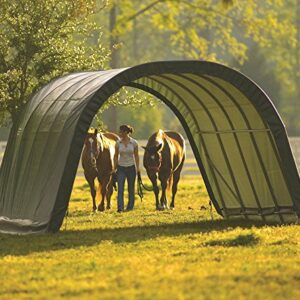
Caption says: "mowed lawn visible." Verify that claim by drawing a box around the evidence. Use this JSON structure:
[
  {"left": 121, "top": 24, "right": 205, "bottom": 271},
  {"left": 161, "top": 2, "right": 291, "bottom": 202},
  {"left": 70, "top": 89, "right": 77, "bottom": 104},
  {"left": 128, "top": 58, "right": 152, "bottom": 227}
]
[{"left": 0, "top": 176, "right": 300, "bottom": 300}]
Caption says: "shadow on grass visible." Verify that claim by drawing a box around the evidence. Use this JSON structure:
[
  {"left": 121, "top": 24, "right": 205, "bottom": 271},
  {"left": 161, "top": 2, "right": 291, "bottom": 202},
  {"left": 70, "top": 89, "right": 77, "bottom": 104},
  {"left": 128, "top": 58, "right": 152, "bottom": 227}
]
[
  {"left": 203, "top": 233, "right": 260, "bottom": 247},
  {"left": 76, "top": 183, "right": 89, "bottom": 191},
  {"left": 71, "top": 198, "right": 88, "bottom": 203},
  {"left": 0, "top": 219, "right": 267, "bottom": 257}
]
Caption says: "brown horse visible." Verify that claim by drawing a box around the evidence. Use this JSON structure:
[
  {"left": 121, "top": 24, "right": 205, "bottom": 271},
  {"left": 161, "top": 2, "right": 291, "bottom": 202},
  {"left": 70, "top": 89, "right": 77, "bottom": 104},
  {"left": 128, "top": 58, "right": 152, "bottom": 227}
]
[
  {"left": 142, "top": 129, "right": 186, "bottom": 210},
  {"left": 81, "top": 128, "right": 119, "bottom": 211}
]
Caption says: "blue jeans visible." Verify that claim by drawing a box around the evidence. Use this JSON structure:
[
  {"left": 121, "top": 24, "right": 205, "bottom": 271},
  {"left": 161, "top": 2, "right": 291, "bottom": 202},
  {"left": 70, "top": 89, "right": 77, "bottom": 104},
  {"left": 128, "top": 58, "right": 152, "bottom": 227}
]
[{"left": 117, "top": 165, "right": 136, "bottom": 211}]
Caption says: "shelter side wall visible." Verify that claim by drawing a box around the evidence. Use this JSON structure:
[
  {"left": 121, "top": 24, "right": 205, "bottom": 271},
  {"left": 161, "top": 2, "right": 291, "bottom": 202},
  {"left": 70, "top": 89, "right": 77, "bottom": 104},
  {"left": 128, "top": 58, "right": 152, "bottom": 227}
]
[
  {"left": 133, "top": 73, "right": 295, "bottom": 222},
  {"left": 0, "top": 71, "right": 124, "bottom": 224}
]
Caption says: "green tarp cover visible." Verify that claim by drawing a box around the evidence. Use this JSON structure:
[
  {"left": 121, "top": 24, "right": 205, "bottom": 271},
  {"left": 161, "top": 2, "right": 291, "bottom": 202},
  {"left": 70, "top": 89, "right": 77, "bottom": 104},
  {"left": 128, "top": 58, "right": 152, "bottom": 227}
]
[{"left": 0, "top": 61, "right": 299, "bottom": 234}]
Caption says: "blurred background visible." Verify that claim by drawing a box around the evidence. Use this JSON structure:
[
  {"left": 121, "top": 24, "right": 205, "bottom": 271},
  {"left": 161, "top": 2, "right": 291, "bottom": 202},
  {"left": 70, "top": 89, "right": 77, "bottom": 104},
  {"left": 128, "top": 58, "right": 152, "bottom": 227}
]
[{"left": 1, "top": 0, "right": 300, "bottom": 171}]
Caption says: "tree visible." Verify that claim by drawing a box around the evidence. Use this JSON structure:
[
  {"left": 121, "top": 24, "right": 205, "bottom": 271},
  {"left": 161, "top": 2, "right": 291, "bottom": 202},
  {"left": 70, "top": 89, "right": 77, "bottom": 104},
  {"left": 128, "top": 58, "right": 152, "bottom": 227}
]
[
  {"left": 232, "top": 43, "right": 282, "bottom": 109},
  {"left": 96, "top": 0, "right": 285, "bottom": 65},
  {"left": 0, "top": 0, "right": 109, "bottom": 125},
  {"left": 92, "top": 1, "right": 290, "bottom": 131},
  {"left": 246, "top": 0, "right": 300, "bottom": 135},
  {"left": 108, "top": 102, "right": 163, "bottom": 139}
]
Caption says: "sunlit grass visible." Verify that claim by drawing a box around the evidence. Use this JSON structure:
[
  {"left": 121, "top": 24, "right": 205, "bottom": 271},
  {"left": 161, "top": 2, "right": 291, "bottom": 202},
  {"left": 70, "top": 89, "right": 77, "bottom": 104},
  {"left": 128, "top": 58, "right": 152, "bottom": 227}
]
[{"left": 0, "top": 176, "right": 299, "bottom": 300}]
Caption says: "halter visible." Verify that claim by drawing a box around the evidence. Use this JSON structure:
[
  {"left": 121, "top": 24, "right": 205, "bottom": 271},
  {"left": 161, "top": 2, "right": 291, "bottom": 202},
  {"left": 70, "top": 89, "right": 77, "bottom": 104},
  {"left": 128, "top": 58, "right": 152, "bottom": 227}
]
[
  {"left": 86, "top": 135, "right": 101, "bottom": 169},
  {"left": 147, "top": 152, "right": 162, "bottom": 173}
]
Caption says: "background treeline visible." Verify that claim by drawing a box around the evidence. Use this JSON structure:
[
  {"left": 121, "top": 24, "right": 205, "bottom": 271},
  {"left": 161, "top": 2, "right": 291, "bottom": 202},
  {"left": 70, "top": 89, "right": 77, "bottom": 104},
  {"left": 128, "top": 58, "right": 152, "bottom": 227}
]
[{"left": 0, "top": 0, "right": 299, "bottom": 140}]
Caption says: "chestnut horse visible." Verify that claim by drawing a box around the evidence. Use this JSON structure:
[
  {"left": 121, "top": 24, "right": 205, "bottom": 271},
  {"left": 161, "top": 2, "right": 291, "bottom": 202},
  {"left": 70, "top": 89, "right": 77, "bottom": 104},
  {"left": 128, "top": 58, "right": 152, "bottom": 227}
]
[
  {"left": 142, "top": 129, "right": 185, "bottom": 210},
  {"left": 81, "top": 128, "right": 119, "bottom": 211}
]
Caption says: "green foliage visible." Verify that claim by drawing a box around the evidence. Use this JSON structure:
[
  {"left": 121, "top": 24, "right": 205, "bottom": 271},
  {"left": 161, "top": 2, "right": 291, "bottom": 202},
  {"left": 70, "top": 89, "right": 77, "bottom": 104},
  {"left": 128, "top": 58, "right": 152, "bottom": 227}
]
[
  {"left": 232, "top": 43, "right": 282, "bottom": 108},
  {"left": 0, "top": 176, "right": 299, "bottom": 299},
  {"left": 230, "top": 0, "right": 300, "bottom": 134},
  {"left": 112, "top": 103, "right": 163, "bottom": 139},
  {"left": 97, "top": 92, "right": 162, "bottom": 138},
  {"left": 94, "top": 0, "right": 295, "bottom": 133},
  {"left": 96, "top": 0, "right": 286, "bottom": 65},
  {"left": 98, "top": 87, "right": 156, "bottom": 111},
  {"left": 0, "top": 0, "right": 109, "bottom": 124},
  {"left": 1, "top": 0, "right": 299, "bottom": 135},
  {"left": 94, "top": 87, "right": 158, "bottom": 134},
  {"left": 95, "top": 90, "right": 184, "bottom": 139}
]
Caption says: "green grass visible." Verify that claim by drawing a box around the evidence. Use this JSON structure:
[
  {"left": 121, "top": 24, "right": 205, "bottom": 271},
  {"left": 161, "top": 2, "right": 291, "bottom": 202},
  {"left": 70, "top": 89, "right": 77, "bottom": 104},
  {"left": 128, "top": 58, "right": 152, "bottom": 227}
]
[{"left": 0, "top": 176, "right": 299, "bottom": 300}]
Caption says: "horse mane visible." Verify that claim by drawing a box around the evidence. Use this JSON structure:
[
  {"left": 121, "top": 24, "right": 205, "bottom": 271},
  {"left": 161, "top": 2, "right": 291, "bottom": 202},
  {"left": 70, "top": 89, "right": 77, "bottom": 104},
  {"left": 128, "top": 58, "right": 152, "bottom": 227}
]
[
  {"left": 147, "top": 129, "right": 165, "bottom": 147},
  {"left": 103, "top": 132, "right": 119, "bottom": 142},
  {"left": 98, "top": 132, "right": 119, "bottom": 150}
]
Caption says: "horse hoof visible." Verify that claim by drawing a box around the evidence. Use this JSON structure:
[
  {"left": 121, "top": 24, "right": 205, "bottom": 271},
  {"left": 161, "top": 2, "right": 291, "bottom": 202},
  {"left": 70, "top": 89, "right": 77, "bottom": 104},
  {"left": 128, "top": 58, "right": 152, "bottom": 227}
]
[
  {"left": 106, "top": 206, "right": 111, "bottom": 210},
  {"left": 170, "top": 206, "right": 175, "bottom": 210},
  {"left": 98, "top": 206, "right": 105, "bottom": 212},
  {"left": 162, "top": 204, "right": 167, "bottom": 210}
]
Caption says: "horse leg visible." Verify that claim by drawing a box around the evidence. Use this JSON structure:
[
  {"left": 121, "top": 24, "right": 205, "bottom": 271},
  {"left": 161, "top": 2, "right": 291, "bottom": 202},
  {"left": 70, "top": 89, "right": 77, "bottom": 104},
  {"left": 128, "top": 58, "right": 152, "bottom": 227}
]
[
  {"left": 85, "top": 173, "right": 97, "bottom": 212},
  {"left": 170, "top": 171, "right": 180, "bottom": 209},
  {"left": 167, "top": 174, "right": 173, "bottom": 209},
  {"left": 149, "top": 174, "right": 160, "bottom": 210},
  {"left": 98, "top": 176, "right": 109, "bottom": 212},
  {"left": 159, "top": 178, "right": 169, "bottom": 210},
  {"left": 106, "top": 178, "right": 114, "bottom": 210},
  {"left": 170, "top": 159, "right": 184, "bottom": 209}
]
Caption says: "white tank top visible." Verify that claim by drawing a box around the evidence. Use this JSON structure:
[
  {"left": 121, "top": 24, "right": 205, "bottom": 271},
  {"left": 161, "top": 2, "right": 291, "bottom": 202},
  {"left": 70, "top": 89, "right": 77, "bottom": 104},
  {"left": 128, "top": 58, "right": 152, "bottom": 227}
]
[{"left": 116, "top": 137, "right": 138, "bottom": 167}]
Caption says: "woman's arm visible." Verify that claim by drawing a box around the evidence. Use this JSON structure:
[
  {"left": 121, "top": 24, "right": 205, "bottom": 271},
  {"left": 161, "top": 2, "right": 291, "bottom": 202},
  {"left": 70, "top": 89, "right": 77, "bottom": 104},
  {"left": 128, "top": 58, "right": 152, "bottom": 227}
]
[{"left": 134, "top": 146, "right": 140, "bottom": 173}]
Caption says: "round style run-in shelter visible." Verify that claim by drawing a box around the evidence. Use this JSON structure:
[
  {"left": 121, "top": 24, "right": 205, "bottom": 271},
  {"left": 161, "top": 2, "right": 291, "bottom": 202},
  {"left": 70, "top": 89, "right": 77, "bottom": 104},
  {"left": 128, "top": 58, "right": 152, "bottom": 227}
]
[{"left": 0, "top": 61, "right": 299, "bottom": 234}]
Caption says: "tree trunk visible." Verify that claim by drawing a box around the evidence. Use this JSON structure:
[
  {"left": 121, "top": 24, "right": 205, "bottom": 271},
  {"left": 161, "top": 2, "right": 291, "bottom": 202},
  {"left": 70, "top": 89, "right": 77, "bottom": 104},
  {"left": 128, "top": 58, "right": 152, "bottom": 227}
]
[{"left": 106, "top": 3, "right": 119, "bottom": 132}]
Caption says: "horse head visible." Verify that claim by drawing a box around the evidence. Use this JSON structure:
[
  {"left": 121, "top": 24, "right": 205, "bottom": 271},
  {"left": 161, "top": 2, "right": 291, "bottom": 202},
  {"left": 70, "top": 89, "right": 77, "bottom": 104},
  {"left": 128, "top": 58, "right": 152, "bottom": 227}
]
[
  {"left": 84, "top": 128, "right": 102, "bottom": 166},
  {"left": 142, "top": 142, "right": 163, "bottom": 175}
]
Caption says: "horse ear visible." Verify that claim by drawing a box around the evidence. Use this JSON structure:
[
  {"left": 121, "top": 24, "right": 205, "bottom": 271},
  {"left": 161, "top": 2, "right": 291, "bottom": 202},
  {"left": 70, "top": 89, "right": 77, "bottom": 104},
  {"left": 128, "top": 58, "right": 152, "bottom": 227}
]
[
  {"left": 156, "top": 143, "right": 163, "bottom": 152},
  {"left": 94, "top": 128, "right": 98, "bottom": 135}
]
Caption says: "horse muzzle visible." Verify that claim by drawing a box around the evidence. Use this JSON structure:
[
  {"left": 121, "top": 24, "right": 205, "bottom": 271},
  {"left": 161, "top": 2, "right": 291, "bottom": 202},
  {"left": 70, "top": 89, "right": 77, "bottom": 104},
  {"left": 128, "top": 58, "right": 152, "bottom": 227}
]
[{"left": 148, "top": 166, "right": 160, "bottom": 173}]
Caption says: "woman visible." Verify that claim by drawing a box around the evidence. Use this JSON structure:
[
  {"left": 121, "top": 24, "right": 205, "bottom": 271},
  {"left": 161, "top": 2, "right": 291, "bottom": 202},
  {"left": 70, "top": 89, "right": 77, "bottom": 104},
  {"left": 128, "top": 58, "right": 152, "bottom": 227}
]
[{"left": 114, "top": 124, "right": 140, "bottom": 212}]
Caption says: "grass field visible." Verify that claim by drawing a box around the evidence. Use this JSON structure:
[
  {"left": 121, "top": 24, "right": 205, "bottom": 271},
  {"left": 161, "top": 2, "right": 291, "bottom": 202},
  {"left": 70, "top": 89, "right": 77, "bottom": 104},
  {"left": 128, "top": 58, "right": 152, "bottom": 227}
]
[{"left": 0, "top": 176, "right": 300, "bottom": 300}]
